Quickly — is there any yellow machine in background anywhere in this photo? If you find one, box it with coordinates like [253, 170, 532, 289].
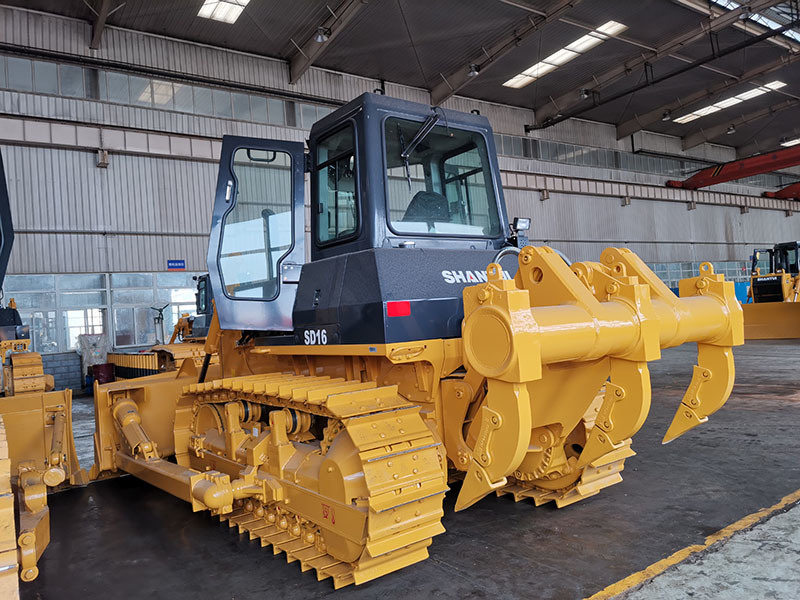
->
[109, 275, 216, 380]
[742, 241, 800, 339]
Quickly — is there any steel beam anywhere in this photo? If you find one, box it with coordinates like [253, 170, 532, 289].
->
[617, 51, 800, 140]
[764, 182, 800, 199]
[89, 0, 111, 50]
[528, 16, 800, 131]
[534, 0, 784, 126]
[681, 98, 800, 150]
[429, 0, 582, 106]
[737, 125, 800, 157]
[288, 0, 367, 85]
[666, 144, 800, 189]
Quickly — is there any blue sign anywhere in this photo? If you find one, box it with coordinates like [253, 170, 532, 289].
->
[167, 259, 186, 271]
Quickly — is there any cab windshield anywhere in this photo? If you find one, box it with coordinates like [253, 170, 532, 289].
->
[384, 117, 501, 237]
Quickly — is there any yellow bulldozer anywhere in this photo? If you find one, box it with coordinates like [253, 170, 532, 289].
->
[742, 241, 800, 339]
[2, 93, 743, 592]
[108, 274, 216, 380]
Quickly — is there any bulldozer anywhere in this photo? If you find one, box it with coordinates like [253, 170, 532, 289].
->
[108, 274, 216, 379]
[4, 93, 743, 591]
[742, 241, 800, 339]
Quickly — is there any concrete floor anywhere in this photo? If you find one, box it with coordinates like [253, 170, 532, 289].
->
[20, 340, 800, 600]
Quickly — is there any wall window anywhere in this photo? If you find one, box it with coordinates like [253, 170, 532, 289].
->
[7, 57, 32, 91]
[33, 61, 58, 94]
[173, 83, 193, 113]
[151, 80, 174, 109]
[60, 64, 85, 98]
[232, 92, 251, 121]
[106, 71, 129, 103]
[316, 125, 358, 244]
[63, 308, 104, 349]
[129, 75, 152, 106]
[213, 89, 232, 118]
[3, 271, 203, 352]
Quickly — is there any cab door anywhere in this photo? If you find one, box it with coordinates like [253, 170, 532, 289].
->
[0, 151, 15, 289]
[207, 136, 306, 332]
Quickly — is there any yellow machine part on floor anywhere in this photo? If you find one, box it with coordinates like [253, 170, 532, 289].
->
[0, 350, 88, 592]
[742, 302, 800, 339]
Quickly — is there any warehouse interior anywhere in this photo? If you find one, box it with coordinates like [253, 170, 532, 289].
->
[0, 1, 798, 598]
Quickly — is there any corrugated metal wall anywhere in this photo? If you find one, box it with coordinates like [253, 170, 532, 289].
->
[0, 6, 797, 275]
[504, 188, 798, 263]
[2, 144, 214, 272]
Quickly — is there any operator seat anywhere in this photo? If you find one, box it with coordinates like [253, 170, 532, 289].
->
[401, 190, 449, 230]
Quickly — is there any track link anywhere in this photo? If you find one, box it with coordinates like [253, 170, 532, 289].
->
[183, 372, 449, 587]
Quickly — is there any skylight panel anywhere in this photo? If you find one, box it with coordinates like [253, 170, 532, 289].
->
[503, 20, 628, 89]
[565, 33, 605, 53]
[674, 81, 786, 124]
[197, 0, 250, 24]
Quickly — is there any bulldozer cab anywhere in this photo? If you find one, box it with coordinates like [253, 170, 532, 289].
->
[208, 93, 510, 332]
[751, 242, 800, 276]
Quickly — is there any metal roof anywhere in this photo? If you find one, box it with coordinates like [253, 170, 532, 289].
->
[3, 0, 800, 156]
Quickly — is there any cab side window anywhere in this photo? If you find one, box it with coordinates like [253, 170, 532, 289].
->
[316, 125, 358, 244]
[218, 148, 293, 300]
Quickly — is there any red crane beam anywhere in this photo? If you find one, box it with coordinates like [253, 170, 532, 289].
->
[763, 182, 800, 199]
[666, 145, 800, 190]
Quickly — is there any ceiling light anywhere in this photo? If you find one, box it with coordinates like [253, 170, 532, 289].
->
[197, 0, 250, 24]
[503, 20, 628, 89]
[662, 110, 672, 121]
[468, 63, 480, 77]
[781, 137, 800, 147]
[314, 27, 331, 43]
[727, 124, 736, 135]
[674, 81, 786, 124]
[580, 88, 590, 100]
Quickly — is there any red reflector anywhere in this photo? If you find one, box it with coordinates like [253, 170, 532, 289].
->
[386, 301, 411, 317]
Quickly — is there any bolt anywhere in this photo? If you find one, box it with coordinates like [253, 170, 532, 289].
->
[327, 466, 333, 473]
[399, 429, 406, 434]
[387, 461, 393, 467]
[395, 516, 402, 523]
[412, 454, 418, 460]
[697, 280, 708, 289]
[412, 468, 418, 474]
[477, 289, 491, 303]
[455, 388, 464, 399]
[615, 388, 623, 397]
[481, 454, 488, 462]
[491, 416, 499, 425]
[393, 474, 399, 479]
[606, 283, 619, 294]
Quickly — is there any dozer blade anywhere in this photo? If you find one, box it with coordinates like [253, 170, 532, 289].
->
[742, 302, 800, 340]
[663, 344, 735, 444]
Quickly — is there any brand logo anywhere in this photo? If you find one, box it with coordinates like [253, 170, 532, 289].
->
[441, 270, 512, 284]
[322, 503, 335, 524]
